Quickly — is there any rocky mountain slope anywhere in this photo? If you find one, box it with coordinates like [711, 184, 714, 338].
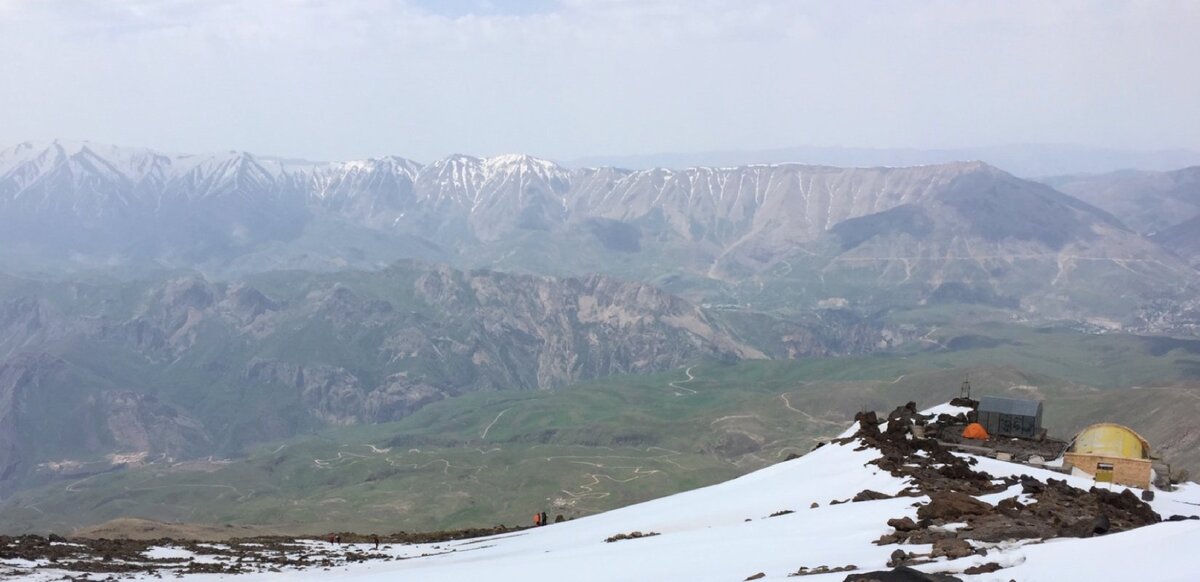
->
[0, 262, 889, 488]
[1046, 167, 1200, 236]
[2, 141, 1195, 328]
[1046, 166, 1200, 270]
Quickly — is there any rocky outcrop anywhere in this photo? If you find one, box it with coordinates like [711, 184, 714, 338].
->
[409, 265, 762, 390]
[361, 375, 446, 423]
[244, 359, 363, 426]
[847, 403, 1162, 555]
[0, 354, 211, 485]
[244, 360, 445, 425]
[98, 391, 211, 458]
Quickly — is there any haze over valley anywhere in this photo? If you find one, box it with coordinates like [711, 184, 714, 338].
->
[3, 138, 1200, 534]
[2, 1, 1200, 580]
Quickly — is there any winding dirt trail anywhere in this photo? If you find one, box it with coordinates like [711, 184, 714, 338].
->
[669, 366, 698, 396]
[779, 392, 844, 427]
[481, 408, 512, 440]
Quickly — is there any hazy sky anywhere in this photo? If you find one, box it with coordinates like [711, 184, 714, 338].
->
[1, 0, 1197, 162]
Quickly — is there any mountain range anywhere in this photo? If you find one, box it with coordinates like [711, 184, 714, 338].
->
[1047, 166, 1200, 268]
[3, 140, 1196, 331]
[572, 143, 1200, 177]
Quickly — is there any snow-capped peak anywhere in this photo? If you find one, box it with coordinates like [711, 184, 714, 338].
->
[334, 155, 423, 176]
[482, 153, 567, 181]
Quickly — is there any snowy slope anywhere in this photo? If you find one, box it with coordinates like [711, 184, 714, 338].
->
[8, 404, 1198, 581]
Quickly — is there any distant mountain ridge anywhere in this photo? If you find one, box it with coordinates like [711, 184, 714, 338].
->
[0, 141, 1148, 252]
[1045, 166, 1200, 235]
[1046, 166, 1200, 270]
[2, 140, 1197, 330]
[573, 143, 1200, 177]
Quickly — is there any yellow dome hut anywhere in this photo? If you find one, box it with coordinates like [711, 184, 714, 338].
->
[1063, 423, 1153, 489]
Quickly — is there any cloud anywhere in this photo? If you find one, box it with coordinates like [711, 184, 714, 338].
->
[0, 0, 1196, 161]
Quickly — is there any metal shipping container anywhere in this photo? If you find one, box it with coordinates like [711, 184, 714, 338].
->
[977, 395, 1043, 439]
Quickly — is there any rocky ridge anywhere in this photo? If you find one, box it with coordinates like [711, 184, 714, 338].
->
[2, 141, 1195, 326]
[845, 403, 1165, 570]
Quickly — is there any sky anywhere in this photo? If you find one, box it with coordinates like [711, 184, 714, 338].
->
[0, 0, 1197, 162]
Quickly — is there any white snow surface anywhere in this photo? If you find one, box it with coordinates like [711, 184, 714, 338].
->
[17, 403, 1200, 581]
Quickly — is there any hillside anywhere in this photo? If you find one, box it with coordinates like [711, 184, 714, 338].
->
[1045, 166, 1200, 236]
[1046, 166, 1200, 270]
[0, 262, 893, 490]
[3, 402, 1199, 581]
[5, 321, 1200, 536]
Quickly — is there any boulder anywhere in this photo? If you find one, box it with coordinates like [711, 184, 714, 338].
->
[1057, 517, 1096, 538]
[917, 491, 994, 521]
[844, 566, 963, 581]
[963, 562, 1003, 574]
[853, 489, 893, 502]
[995, 496, 1025, 517]
[931, 538, 973, 560]
[948, 397, 977, 409]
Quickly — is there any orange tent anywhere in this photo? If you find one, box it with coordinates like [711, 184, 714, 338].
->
[962, 422, 989, 440]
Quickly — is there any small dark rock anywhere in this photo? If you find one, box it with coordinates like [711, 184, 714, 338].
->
[996, 496, 1025, 517]
[931, 538, 973, 560]
[853, 489, 892, 502]
[845, 566, 963, 581]
[604, 531, 659, 543]
[948, 397, 977, 409]
[1058, 517, 1095, 538]
[873, 532, 903, 545]
[917, 491, 994, 521]
[963, 562, 1003, 574]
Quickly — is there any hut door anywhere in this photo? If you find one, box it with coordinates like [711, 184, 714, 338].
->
[1095, 462, 1115, 483]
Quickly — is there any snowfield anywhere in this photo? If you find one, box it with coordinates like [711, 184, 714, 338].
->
[7, 404, 1200, 581]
